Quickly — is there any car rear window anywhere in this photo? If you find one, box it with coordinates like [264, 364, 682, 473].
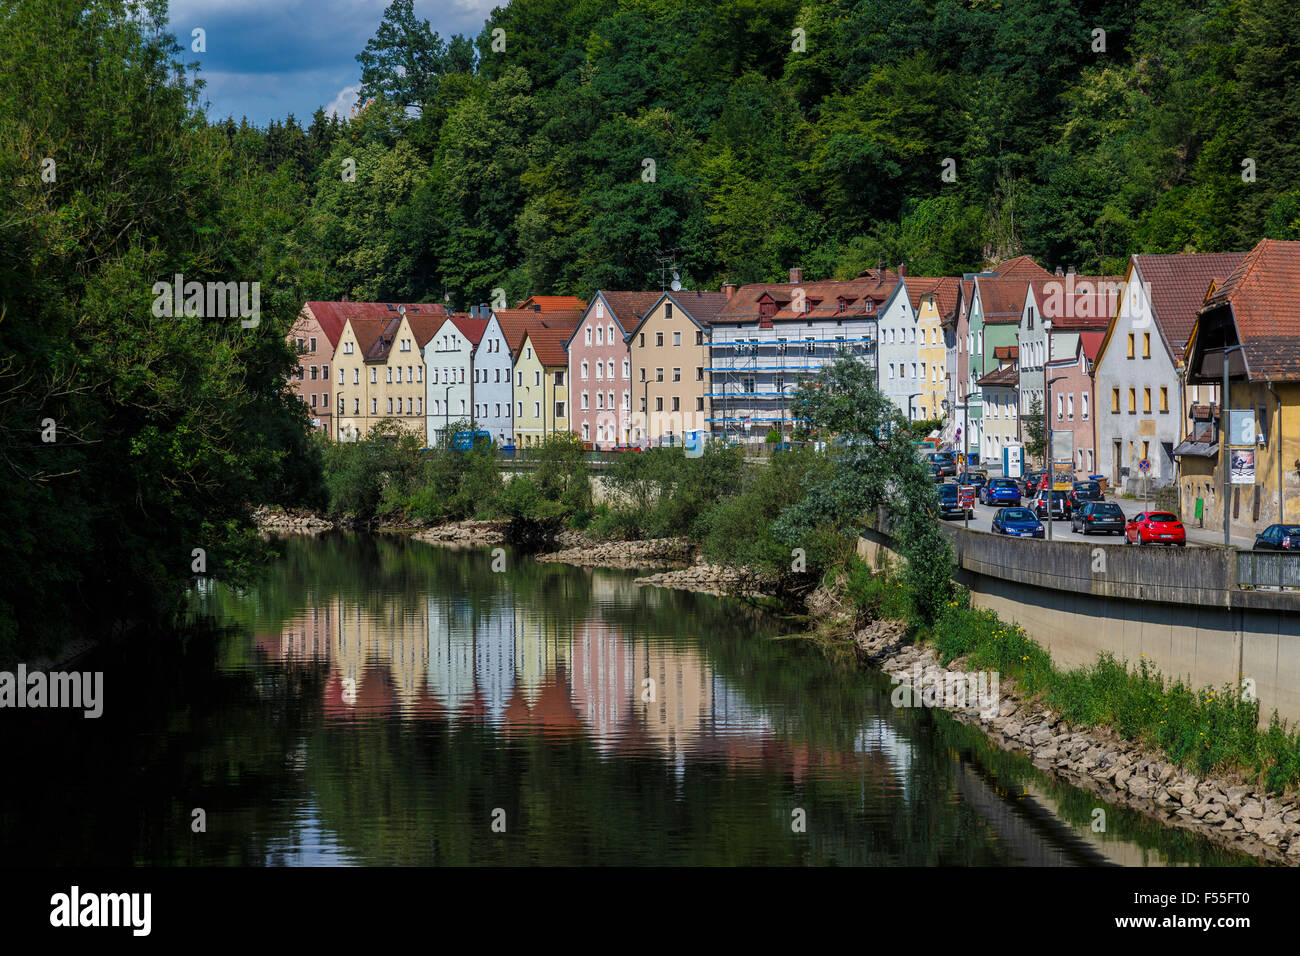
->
[1002, 509, 1035, 521]
[1148, 512, 1178, 522]
[938, 485, 958, 499]
[1075, 481, 1099, 493]
[1092, 503, 1123, 516]
[991, 479, 1016, 488]
[1284, 526, 1300, 536]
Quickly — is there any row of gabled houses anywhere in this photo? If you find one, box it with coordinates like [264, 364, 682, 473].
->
[287, 239, 1300, 536]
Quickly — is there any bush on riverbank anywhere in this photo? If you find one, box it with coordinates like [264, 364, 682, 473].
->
[854, 564, 1300, 794]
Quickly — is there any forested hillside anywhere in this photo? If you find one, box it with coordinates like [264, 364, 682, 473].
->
[228, 0, 1300, 304]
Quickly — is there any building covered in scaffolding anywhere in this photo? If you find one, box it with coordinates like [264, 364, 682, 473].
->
[705, 267, 896, 442]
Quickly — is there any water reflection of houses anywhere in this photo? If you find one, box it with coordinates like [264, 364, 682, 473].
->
[254, 591, 902, 790]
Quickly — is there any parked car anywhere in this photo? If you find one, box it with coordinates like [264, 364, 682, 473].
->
[957, 469, 988, 490]
[1018, 470, 1046, 498]
[992, 507, 1044, 538]
[1071, 500, 1126, 535]
[1124, 511, 1186, 546]
[1067, 479, 1104, 511]
[1031, 488, 1072, 521]
[1253, 524, 1300, 550]
[980, 477, 1021, 505]
[936, 482, 972, 520]
[926, 451, 957, 478]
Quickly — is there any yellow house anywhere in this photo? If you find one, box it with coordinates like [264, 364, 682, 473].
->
[908, 278, 960, 420]
[334, 310, 440, 442]
[512, 327, 570, 446]
[626, 291, 728, 444]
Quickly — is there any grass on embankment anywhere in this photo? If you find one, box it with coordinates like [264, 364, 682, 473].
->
[834, 557, 1300, 796]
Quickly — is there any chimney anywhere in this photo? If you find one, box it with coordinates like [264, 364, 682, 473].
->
[1066, 265, 1076, 277]
[897, 262, 907, 278]
[341, 294, 349, 302]
[479, 302, 488, 318]
[722, 282, 736, 300]
[789, 267, 803, 284]
[1055, 266, 1063, 276]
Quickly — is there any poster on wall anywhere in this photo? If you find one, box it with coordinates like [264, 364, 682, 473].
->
[1230, 447, 1255, 485]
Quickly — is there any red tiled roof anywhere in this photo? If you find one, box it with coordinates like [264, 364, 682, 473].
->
[595, 291, 664, 332]
[978, 278, 1032, 324]
[713, 274, 898, 324]
[994, 345, 1019, 360]
[1135, 252, 1247, 360]
[992, 255, 1053, 281]
[494, 308, 584, 356]
[905, 276, 961, 319]
[977, 363, 1019, 387]
[1080, 331, 1105, 363]
[669, 290, 730, 325]
[301, 301, 448, 349]
[523, 325, 572, 368]
[516, 295, 588, 312]
[1030, 276, 1124, 329]
[1201, 239, 1300, 381]
[448, 313, 488, 345]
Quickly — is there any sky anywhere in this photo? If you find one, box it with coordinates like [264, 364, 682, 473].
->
[165, 0, 500, 127]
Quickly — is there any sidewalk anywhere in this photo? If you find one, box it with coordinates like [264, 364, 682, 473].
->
[1182, 522, 1256, 550]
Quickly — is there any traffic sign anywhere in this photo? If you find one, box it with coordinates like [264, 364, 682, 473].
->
[1138, 458, 1151, 474]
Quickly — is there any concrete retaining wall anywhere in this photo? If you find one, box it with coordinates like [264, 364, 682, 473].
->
[862, 510, 1300, 724]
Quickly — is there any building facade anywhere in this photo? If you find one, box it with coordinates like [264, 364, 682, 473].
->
[628, 291, 727, 444]
[567, 292, 660, 448]
[425, 312, 487, 445]
[512, 327, 571, 446]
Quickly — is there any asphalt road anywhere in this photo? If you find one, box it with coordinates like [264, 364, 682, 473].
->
[942, 493, 1192, 547]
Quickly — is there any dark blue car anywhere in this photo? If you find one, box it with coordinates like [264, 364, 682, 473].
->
[979, 477, 1021, 505]
[992, 507, 1044, 538]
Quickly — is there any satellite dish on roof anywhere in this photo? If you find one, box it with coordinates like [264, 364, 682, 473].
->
[670, 270, 682, 292]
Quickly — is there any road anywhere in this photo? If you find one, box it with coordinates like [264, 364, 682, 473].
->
[944, 494, 1179, 546]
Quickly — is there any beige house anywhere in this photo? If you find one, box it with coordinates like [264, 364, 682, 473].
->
[627, 291, 727, 444]
[334, 309, 441, 442]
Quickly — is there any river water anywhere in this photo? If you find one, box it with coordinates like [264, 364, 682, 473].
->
[0, 534, 1256, 866]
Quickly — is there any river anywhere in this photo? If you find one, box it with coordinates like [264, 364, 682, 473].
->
[0, 533, 1256, 866]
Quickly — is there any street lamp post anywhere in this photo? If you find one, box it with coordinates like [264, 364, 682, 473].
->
[780, 382, 797, 441]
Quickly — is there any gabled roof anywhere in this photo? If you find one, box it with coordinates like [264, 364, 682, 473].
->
[904, 276, 961, 319]
[1200, 239, 1300, 381]
[992, 255, 1053, 281]
[595, 291, 664, 332]
[448, 314, 488, 345]
[301, 301, 448, 349]
[362, 311, 443, 363]
[521, 326, 572, 368]
[493, 308, 584, 356]
[516, 295, 588, 312]
[626, 290, 731, 338]
[343, 316, 392, 359]
[1080, 331, 1105, 364]
[1134, 252, 1247, 362]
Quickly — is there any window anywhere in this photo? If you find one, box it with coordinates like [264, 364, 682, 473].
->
[1067, 394, 1074, 418]
[608, 324, 615, 343]
[1143, 388, 1151, 413]
[495, 403, 501, 417]
[672, 397, 680, 412]
[339, 368, 345, 385]
[309, 365, 318, 381]
[585, 327, 592, 346]
[639, 334, 645, 347]
[555, 371, 564, 386]
[1159, 387, 1168, 413]
[889, 364, 895, 381]
[534, 370, 540, 387]
[582, 422, 590, 440]
[695, 331, 703, 345]
[338, 395, 344, 413]
[533, 402, 540, 417]
[608, 391, 614, 410]
[387, 398, 393, 413]
[517, 402, 523, 417]
[1082, 393, 1089, 419]
[1057, 393, 1063, 419]
[582, 360, 589, 380]
[1143, 333, 1151, 359]
[672, 368, 681, 382]
[1128, 387, 1136, 413]
[517, 371, 522, 387]
[595, 392, 602, 410]
[665, 303, 673, 319]
[1142, 440, 1150, 462]
[310, 393, 318, 407]
[395, 367, 401, 383]
[622, 359, 630, 379]
[1127, 333, 1135, 358]
[344, 341, 353, 355]
[386, 368, 392, 383]
[1112, 388, 1120, 412]
[370, 369, 377, 384]
[656, 367, 664, 382]
[595, 361, 603, 381]
[596, 326, 603, 346]
[655, 397, 663, 411]
[696, 397, 704, 411]
[697, 367, 703, 381]
[354, 398, 360, 413]
[416, 367, 422, 382]
[656, 332, 664, 347]
[371, 398, 377, 414]
[555, 401, 565, 418]
[673, 331, 681, 346]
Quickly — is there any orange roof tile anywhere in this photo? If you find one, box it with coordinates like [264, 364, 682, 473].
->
[1201, 240, 1300, 380]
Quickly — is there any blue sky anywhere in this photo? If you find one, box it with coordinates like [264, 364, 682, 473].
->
[166, 0, 500, 126]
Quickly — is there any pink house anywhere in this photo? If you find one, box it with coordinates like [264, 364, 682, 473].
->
[566, 291, 661, 448]
[289, 300, 446, 433]
[1047, 330, 1106, 479]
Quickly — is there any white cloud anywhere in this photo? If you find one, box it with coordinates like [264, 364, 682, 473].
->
[325, 84, 362, 119]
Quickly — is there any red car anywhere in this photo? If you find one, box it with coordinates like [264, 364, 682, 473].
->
[1124, 511, 1186, 547]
